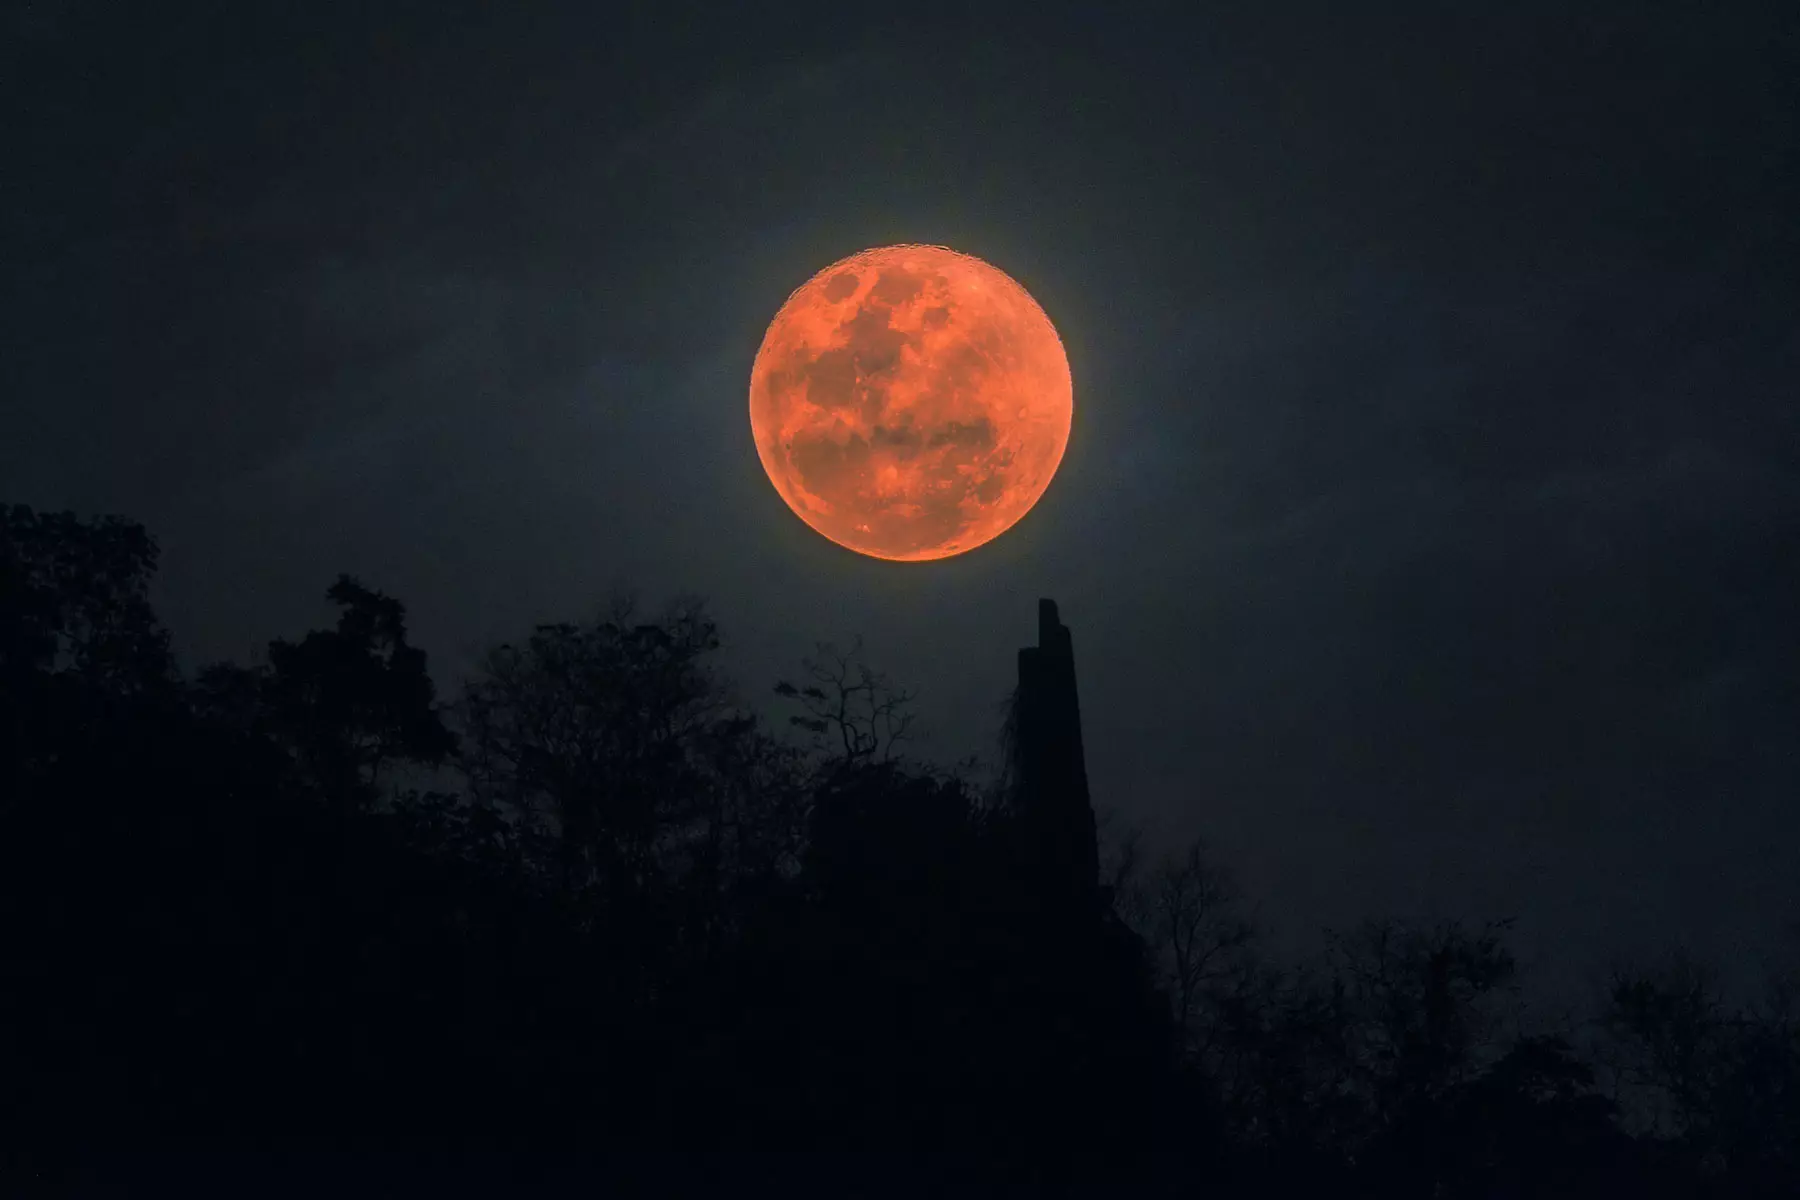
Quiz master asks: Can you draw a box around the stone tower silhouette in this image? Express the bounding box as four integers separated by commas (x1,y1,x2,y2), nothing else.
1013,598,1101,915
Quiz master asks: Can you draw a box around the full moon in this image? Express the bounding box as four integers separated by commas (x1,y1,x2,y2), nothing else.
749,244,1073,561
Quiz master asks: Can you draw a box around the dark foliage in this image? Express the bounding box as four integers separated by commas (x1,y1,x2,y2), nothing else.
2,505,1794,1195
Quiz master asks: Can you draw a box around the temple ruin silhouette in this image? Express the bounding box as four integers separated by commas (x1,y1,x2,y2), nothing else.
1011,598,1103,918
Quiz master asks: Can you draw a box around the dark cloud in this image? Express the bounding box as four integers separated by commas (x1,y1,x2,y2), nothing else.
5,0,1797,1003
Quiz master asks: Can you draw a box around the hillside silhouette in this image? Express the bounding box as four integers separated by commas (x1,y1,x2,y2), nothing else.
3,503,1795,1195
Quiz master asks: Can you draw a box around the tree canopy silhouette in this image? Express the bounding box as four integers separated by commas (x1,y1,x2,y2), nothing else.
2,504,1794,1195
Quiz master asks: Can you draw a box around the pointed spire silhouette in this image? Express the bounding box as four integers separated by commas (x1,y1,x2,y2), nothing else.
1014,598,1100,914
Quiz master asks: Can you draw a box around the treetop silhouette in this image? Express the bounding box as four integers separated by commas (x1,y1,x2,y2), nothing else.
2,505,1794,1194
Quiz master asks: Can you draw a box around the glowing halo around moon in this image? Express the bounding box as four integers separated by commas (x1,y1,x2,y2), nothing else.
749,244,1073,561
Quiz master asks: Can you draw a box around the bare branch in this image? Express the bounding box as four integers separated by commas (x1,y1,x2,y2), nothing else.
774,637,919,767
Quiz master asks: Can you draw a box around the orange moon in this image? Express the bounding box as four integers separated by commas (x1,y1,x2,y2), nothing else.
749,244,1073,561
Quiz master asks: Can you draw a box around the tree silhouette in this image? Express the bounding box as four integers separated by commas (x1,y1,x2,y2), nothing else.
774,636,918,765
2,502,1794,1193
1118,837,1256,1054
1602,950,1800,1187
457,594,733,897
0,504,171,693
197,574,455,815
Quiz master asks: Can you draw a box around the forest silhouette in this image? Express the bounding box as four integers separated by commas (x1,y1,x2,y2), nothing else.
3,503,1795,1195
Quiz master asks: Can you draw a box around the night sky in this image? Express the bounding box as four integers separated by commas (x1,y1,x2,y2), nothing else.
7,2,1797,1004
